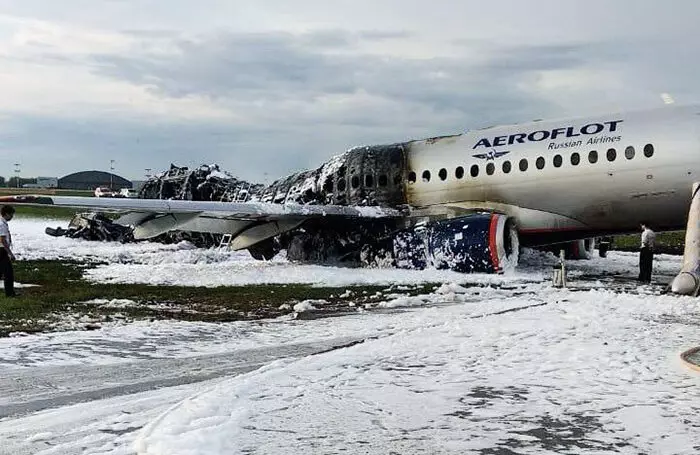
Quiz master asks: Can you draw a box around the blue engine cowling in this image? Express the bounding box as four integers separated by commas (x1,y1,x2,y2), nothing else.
393,213,519,273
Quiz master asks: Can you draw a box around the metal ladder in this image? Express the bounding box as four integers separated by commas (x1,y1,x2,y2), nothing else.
233,183,251,202
218,233,233,249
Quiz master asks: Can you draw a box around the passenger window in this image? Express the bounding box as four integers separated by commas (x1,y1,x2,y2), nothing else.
553,154,563,168
323,177,334,192
502,161,512,173
351,176,360,189
365,175,374,187
588,150,598,164
607,148,617,162
519,159,528,172
378,175,388,187
470,164,479,177
455,166,464,179
408,172,416,183
337,179,346,191
571,152,580,165
625,146,635,160
486,163,495,175
536,157,545,170
439,168,447,181
644,144,654,158
422,170,431,182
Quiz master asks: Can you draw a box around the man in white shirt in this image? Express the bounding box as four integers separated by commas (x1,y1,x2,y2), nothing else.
638,222,656,283
0,205,16,297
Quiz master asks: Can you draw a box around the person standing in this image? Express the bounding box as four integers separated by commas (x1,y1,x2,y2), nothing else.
0,205,16,297
638,222,656,283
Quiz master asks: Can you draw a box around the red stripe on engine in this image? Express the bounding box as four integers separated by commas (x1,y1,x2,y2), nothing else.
488,214,500,272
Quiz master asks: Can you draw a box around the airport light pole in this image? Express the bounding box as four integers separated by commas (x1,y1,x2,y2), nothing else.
13,163,20,188
110,159,115,190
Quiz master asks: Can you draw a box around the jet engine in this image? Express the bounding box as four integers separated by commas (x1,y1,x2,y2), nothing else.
391,213,519,273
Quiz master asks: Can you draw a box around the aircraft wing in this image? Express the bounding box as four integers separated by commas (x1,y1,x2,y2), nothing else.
0,195,404,248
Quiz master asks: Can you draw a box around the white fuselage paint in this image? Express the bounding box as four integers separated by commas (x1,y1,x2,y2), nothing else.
404,105,700,236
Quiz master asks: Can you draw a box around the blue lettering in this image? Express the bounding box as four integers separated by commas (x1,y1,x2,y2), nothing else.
473,138,492,149
508,133,527,145
550,128,567,139
472,119,623,149
581,123,604,135
528,130,550,142
605,120,623,132
493,136,507,146
566,127,580,138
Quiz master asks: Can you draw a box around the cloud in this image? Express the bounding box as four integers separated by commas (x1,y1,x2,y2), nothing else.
0,1,699,181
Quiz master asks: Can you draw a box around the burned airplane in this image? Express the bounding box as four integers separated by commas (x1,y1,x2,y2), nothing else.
5,105,700,283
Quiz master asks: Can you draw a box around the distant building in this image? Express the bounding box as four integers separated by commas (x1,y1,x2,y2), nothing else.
58,171,132,190
37,177,58,188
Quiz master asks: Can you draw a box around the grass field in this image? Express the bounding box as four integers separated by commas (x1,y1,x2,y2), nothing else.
0,260,436,336
0,188,94,197
1,188,99,219
14,205,82,220
612,231,685,254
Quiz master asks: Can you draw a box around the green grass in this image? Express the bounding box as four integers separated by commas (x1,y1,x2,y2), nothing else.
0,259,438,336
0,188,94,197
612,231,685,254
14,205,81,220
1,188,95,220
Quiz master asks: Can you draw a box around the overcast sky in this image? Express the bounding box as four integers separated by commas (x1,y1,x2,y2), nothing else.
1,0,699,182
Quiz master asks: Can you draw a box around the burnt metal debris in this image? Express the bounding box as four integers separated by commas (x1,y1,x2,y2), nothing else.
139,164,264,203
46,164,263,247
46,145,411,249
46,212,134,243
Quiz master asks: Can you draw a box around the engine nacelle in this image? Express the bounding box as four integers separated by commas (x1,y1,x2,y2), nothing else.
393,213,519,273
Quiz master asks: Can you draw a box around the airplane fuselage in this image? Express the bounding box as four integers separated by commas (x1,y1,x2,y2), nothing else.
403,105,700,244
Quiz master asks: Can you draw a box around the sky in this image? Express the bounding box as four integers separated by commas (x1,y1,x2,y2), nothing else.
0,0,699,182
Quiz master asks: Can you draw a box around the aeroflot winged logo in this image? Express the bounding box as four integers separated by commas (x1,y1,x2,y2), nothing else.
472,120,624,149
472,149,510,160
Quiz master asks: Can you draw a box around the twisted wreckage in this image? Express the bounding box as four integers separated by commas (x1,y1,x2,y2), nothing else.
48,164,263,249
47,144,516,272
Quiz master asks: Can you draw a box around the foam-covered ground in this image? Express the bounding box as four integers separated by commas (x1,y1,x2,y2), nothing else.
2,217,698,455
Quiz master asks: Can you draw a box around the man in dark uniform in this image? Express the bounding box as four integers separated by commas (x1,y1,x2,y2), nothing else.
638,222,656,283
0,205,16,297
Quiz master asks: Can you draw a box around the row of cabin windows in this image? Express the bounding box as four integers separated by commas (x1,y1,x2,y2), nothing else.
335,173,401,191
406,144,654,183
